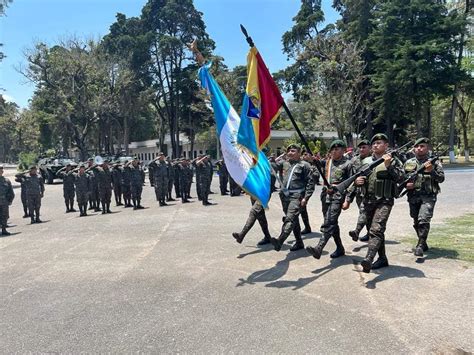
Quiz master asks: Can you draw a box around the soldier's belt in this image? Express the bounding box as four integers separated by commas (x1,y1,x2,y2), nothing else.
281,188,305,197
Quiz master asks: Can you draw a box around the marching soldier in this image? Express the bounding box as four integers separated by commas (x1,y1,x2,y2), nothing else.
74,164,90,217
152,153,170,206
306,140,353,260
403,137,445,257
232,195,272,246
57,164,76,213
0,165,15,235
15,171,29,218
111,163,123,206
347,140,372,242
216,159,229,195
129,158,145,210
121,161,133,208
17,165,45,224
352,133,404,273
299,150,321,234
270,144,315,252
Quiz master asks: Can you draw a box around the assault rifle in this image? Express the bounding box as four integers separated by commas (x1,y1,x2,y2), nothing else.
397,149,447,198
333,141,413,194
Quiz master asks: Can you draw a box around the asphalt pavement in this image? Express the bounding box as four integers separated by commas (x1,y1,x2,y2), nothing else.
1,168,473,353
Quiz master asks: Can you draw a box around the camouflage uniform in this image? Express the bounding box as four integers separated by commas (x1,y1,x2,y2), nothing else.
167,160,175,201
300,162,321,234
74,170,90,216
360,153,404,272
216,160,229,195
152,160,169,206
0,173,15,235
15,173,29,217
88,167,100,211
271,158,315,251
404,155,444,256
94,166,113,214
57,168,76,212
173,162,181,199
148,162,155,187
111,165,123,206
196,160,212,205
306,156,353,259
19,172,45,223
233,196,272,245
121,165,132,207
192,160,202,200
178,162,193,202
207,160,214,193
129,163,145,209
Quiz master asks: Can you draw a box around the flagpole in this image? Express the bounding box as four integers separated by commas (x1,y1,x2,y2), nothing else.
239,25,331,187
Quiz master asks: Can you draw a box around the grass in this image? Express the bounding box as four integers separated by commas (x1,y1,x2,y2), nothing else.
404,213,474,263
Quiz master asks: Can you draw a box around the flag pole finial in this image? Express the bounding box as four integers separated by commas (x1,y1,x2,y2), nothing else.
240,24,254,48
187,39,205,65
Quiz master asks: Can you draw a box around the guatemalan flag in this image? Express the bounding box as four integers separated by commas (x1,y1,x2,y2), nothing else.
199,62,271,208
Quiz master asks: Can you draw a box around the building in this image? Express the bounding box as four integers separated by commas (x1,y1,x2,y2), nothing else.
127,130,349,164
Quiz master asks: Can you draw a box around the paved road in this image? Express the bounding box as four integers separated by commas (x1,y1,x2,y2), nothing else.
1,169,473,353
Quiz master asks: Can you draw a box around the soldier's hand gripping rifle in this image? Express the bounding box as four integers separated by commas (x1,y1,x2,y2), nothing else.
397,149,447,198
333,141,413,194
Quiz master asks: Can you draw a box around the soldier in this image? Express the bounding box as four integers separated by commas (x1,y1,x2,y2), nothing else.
173,159,181,199
232,195,272,246
152,153,170,206
148,160,155,187
178,159,193,203
192,155,203,200
87,158,100,212
306,140,353,259
94,160,113,214
352,133,404,273
17,165,45,224
74,164,90,217
111,163,123,206
347,140,372,242
270,144,315,252
403,137,445,257
207,156,215,194
15,171,29,218
121,161,133,208
269,154,279,193
0,165,15,235
299,150,321,234
129,158,145,210
216,159,229,195
166,157,176,202
196,155,213,206
57,164,76,213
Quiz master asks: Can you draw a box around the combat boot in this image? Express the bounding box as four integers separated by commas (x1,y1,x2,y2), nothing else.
361,237,381,273
290,226,304,251
349,230,359,242
270,232,288,252
1,227,10,236
232,232,245,244
306,234,330,259
257,218,272,245
416,223,431,256
101,203,107,214
31,216,36,224
106,203,112,213
330,229,345,258
359,234,369,242
23,207,29,218
35,217,42,223
301,226,312,235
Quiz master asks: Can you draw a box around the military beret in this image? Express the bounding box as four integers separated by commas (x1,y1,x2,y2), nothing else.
79,164,86,169
103,159,109,163
87,158,94,162
357,139,370,147
158,152,165,156
29,165,37,169
286,143,301,152
414,137,430,146
371,133,389,144
66,163,72,167
329,139,347,150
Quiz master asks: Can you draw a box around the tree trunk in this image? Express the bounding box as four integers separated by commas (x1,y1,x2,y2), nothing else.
123,114,129,155
426,100,432,140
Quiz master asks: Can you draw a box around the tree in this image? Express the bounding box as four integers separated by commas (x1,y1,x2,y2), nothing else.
0,0,13,63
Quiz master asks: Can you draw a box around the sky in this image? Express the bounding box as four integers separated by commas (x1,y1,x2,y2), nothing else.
0,0,339,108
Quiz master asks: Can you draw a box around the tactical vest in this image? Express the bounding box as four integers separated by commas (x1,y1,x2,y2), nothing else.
367,161,396,199
404,159,440,195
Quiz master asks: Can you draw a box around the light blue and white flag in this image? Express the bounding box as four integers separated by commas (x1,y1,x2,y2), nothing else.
199,62,271,208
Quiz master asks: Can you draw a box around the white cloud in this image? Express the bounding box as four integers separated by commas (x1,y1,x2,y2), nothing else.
2,93,15,103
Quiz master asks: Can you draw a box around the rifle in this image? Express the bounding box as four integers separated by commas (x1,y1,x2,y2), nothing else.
333,141,413,194
397,149,447,198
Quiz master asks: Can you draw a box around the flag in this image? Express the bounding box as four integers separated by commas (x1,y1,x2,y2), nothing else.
198,62,271,207
237,47,284,156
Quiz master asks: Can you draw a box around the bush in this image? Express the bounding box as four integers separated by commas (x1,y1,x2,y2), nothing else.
18,152,38,171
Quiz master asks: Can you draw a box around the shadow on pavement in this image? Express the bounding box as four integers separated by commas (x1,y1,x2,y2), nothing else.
365,264,425,289
237,244,274,259
1,231,21,237
287,231,322,244
265,255,362,291
236,250,310,287
352,239,400,253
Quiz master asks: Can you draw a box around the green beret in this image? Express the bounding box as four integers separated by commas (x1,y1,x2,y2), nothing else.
286,143,301,152
414,137,430,146
357,139,370,147
371,133,388,144
329,139,347,150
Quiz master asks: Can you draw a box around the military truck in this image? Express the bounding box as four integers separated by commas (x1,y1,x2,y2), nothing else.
38,157,77,184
